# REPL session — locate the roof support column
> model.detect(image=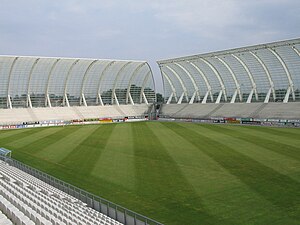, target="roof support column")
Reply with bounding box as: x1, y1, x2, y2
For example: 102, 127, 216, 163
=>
264, 88, 272, 103
215, 56, 242, 102
162, 71, 178, 103
80, 60, 98, 106
189, 91, 197, 104
188, 61, 213, 102
165, 66, 189, 103
215, 90, 223, 104
7, 95, 12, 109
250, 51, 276, 102
125, 62, 146, 104
174, 62, 201, 103
111, 62, 132, 105
128, 93, 135, 105
268, 48, 295, 102
166, 92, 174, 104
81, 93, 87, 107
113, 92, 119, 106
7, 57, 18, 109
97, 61, 115, 106
26, 94, 32, 108
63, 59, 80, 107
199, 58, 227, 102
45, 59, 60, 107
46, 94, 52, 108
202, 91, 210, 104
142, 92, 148, 105
96, 93, 104, 106
26, 58, 40, 108
246, 89, 254, 103
177, 92, 185, 104
232, 54, 258, 102
230, 90, 238, 103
